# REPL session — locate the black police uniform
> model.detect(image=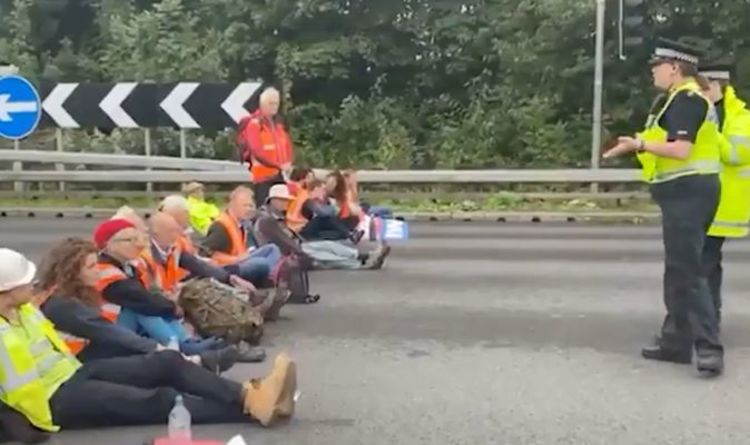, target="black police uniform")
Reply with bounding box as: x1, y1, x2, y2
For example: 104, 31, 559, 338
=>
640, 39, 723, 375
